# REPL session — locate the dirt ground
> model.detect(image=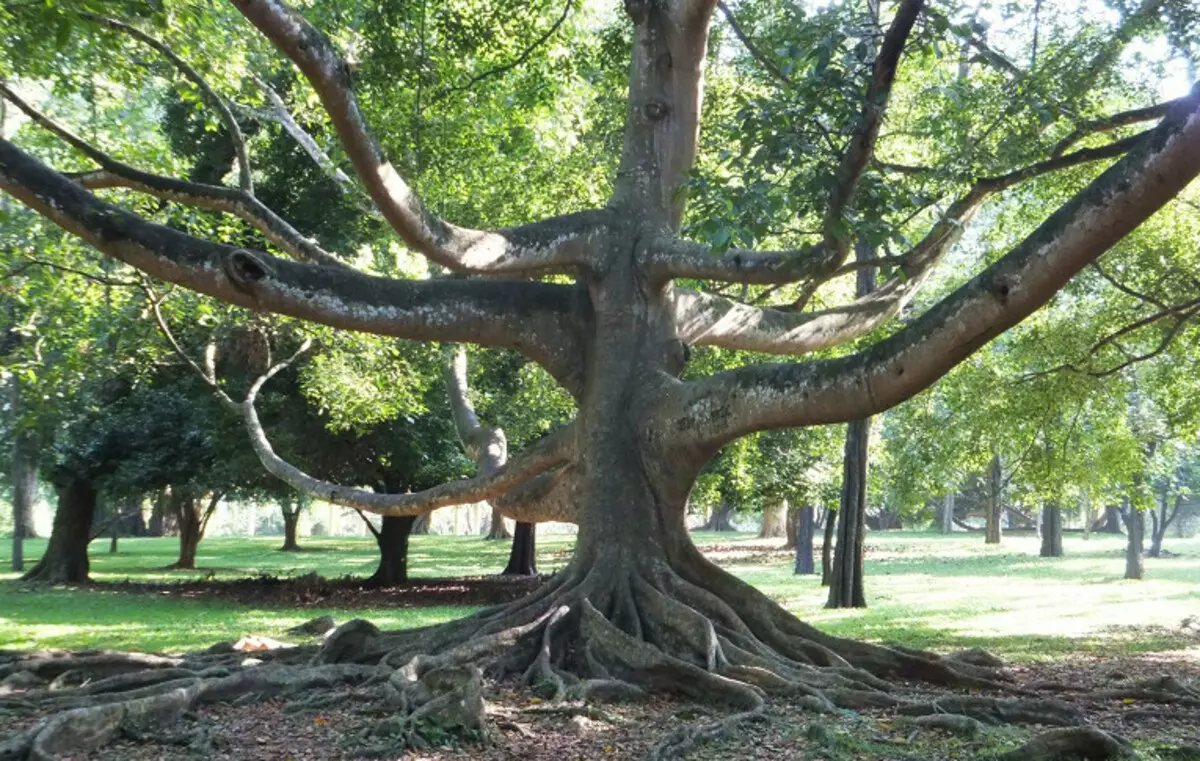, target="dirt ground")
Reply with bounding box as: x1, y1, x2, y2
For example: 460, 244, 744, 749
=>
15, 645, 1187, 761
